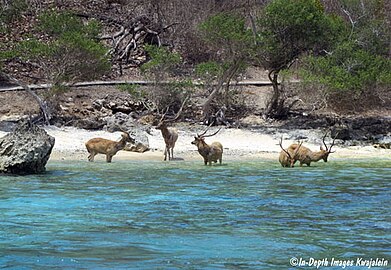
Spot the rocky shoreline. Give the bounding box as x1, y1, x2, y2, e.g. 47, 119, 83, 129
1, 122, 389, 164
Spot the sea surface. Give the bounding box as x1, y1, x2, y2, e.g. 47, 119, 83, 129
0, 159, 390, 269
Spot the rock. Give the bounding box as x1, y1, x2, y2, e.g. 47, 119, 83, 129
0, 121, 17, 132
131, 128, 150, 148
74, 117, 105, 130
124, 142, 149, 153
104, 113, 151, 149
0, 120, 55, 174
239, 115, 265, 127
331, 125, 351, 140
138, 114, 156, 125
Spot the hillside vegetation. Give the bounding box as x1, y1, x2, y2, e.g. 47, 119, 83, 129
0, 0, 390, 131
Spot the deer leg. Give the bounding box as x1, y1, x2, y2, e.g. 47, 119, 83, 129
106, 155, 113, 163
219, 157, 222, 164
168, 147, 172, 160
204, 158, 208, 165
163, 147, 167, 161
170, 147, 174, 160
88, 152, 96, 162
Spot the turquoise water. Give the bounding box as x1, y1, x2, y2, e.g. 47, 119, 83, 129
0, 159, 390, 269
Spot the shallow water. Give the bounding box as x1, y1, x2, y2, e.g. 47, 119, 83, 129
0, 159, 390, 269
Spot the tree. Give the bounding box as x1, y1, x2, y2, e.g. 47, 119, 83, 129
1, 10, 110, 124
197, 12, 252, 122
141, 44, 192, 113
299, 0, 391, 112
255, 0, 341, 118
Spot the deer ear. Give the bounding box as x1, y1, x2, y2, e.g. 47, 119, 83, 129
320, 146, 324, 150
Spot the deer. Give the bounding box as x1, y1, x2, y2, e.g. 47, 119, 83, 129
155, 98, 188, 161
85, 131, 135, 163
278, 137, 303, 167
287, 131, 338, 167
191, 125, 223, 165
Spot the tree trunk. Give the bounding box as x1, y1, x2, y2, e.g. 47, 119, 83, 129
1, 73, 51, 125
264, 69, 280, 118
201, 62, 241, 121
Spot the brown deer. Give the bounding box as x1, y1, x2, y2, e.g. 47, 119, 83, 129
85, 132, 135, 163
279, 137, 303, 167
155, 98, 188, 161
191, 125, 223, 165
288, 132, 338, 167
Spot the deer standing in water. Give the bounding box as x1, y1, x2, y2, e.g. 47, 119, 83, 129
155, 98, 187, 161
288, 132, 338, 167
279, 137, 303, 167
85, 132, 135, 162
191, 125, 223, 165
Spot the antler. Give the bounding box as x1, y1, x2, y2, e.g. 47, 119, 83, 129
328, 132, 339, 153
279, 137, 293, 159
322, 130, 338, 153
159, 106, 170, 122
293, 141, 303, 155
322, 131, 329, 151
197, 122, 221, 138
198, 122, 213, 137
202, 127, 221, 138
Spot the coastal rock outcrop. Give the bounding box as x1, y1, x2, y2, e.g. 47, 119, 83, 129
0, 120, 55, 174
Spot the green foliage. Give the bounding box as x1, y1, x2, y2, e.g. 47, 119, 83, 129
38, 11, 82, 36
141, 45, 181, 76
339, 0, 390, 57
38, 10, 102, 39
140, 45, 192, 111
11, 10, 110, 85
299, 0, 390, 111
199, 12, 253, 65
16, 38, 54, 59
195, 61, 224, 80
199, 12, 252, 47
301, 41, 391, 93
256, 0, 343, 70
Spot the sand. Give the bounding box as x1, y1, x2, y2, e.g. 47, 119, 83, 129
1, 125, 388, 163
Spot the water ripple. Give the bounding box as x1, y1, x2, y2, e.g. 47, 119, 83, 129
0, 159, 390, 269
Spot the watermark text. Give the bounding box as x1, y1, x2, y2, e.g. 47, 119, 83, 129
289, 257, 388, 269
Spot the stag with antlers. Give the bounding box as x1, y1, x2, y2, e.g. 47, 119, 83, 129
279, 138, 303, 167
155, 99, 187, 161
288, 131, 338, 167
191, 125, 223, 165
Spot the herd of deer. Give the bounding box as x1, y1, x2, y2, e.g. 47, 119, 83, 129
85, 117, 224, 165
85, 116, 337, 167
85, 96, 337, 166
278, 132, 337, 167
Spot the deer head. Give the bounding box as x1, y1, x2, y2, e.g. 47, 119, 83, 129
191, 124, 221, 147
155, 97, 188, 130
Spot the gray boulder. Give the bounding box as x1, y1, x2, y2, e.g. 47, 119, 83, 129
124, 142, 150, 153
105, 112, 151, 149
0, 120, 55, 174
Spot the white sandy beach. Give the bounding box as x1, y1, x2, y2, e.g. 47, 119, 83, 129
1, 125, 389, 163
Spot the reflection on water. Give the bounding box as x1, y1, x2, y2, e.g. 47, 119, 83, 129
0, 159, 390, 269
